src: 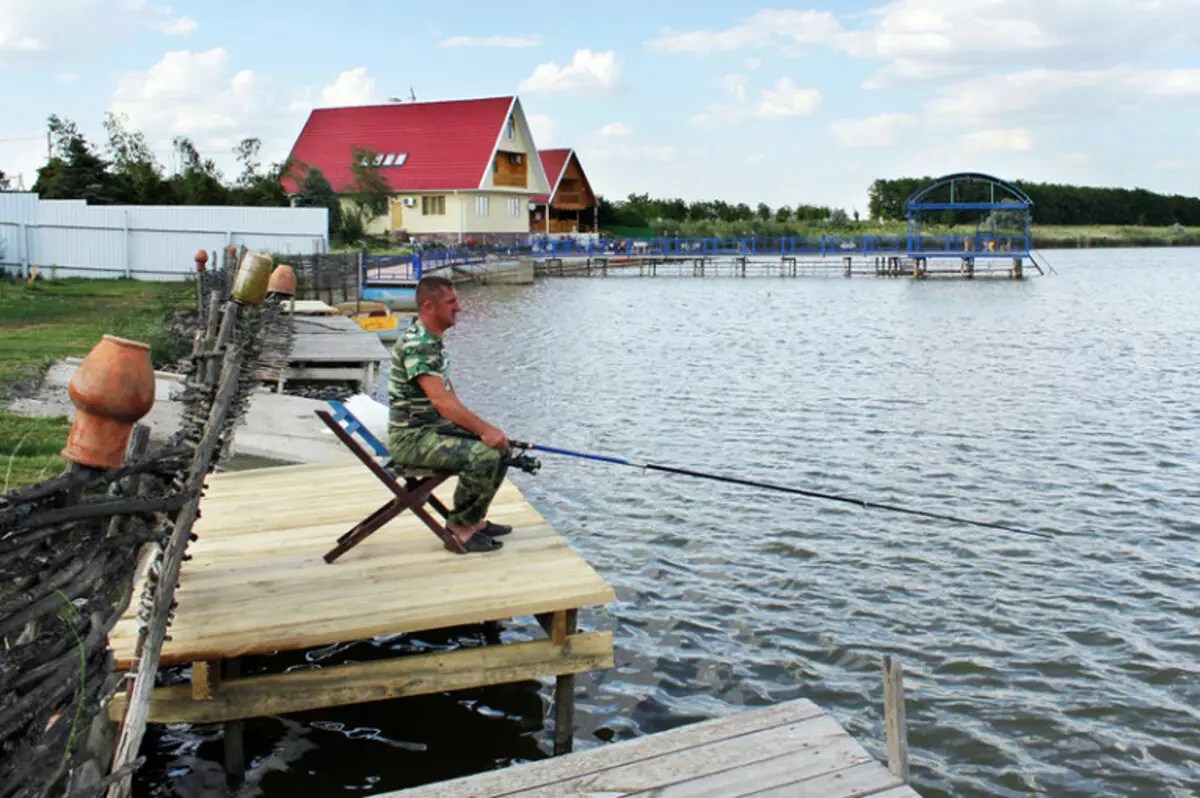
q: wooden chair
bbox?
[315,401,466,562]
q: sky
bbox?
[2,0,1199,214]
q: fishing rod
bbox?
[443,430,1053,540]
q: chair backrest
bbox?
[326,400,389,458]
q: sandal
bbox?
[445,531,503,554]
[481,521,513,537]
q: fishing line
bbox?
[443,431,1053,540]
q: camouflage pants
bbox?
[388,423,508,528]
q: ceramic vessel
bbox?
[266,263,296,297]
[61,335,156,469]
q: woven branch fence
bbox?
[0,250,298,798]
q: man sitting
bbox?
[388,275,511,553]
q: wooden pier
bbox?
[534,253,1036,280]
[107,460,615,745]
[384,697,919,797]
[283,310,390,392]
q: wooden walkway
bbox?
[385,698,919,797]
[285,313,390,391]
[107,460,615,725]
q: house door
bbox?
[390,202,403,230]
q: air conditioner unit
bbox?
[401,197,418,208]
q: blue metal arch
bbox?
[905,172,1034,208]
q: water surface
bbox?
[140,248,1199,797]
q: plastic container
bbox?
[232,252,273,305]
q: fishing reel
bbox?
[504,447,542,475]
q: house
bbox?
[530,148,598,235]
[282,96,551,243]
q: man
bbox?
[388,275,511,554]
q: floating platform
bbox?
[107,460,616,725]
[384,697,920,797]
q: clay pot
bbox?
[266,263,296,297]
[232,252,273,305]
[61,335,156,469]
[194,249,209,272]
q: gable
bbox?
[477,98,551,194]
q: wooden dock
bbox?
[284,313,390,392]
[384,697,919,797]
[107,460,615,730]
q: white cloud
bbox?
[743,57,763,70]
[715,73,747,103]
[599,121,633,137]
[757,78,821,117]
[527,113,556,147]
[1062,152,1090,165]
[519,49,620,97]
[959,128,1033,152]
[55,72,80,82]
[746,153,765,164]
[829,113,918,148]
[441,34,542,48]
[319,67,378,107]
[690,77,821,126]
[0,1,195,57]
[108,48,310,178]
[645,9,840,54]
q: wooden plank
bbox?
[107,462,615,668]
[739,761,904,798]
[108,632,612,725]
[384,700,825,797]
[506,715,866,797]
[861,786,922,797]
[882,655,910,782]
[190,661,220,701]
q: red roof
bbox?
[532,148,572,204]
[281,97,516,193]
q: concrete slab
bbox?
[5,359,362,465]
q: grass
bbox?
[0,276,195,490]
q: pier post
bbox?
[1011,257,1023,279]
[963,257,974,278]
[882,655,910,782]
[553,610,579,756]
[223,658,245,784]
[843,256,852,278]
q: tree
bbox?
[166,136,227,205]
[342,146,391,241]
[33,115,122,203]
[755,202,772,221]
[774,205,792,223]
[292,164,341,239]
[230,138,290,207]
[104,112,167,204]
[0,171,11,191]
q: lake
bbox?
[138,248,1199,798]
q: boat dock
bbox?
[281,303,391,392]
[106,455,922,796]
[386,697,918,797]
[107,460,616,742]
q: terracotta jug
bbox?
[266,263,296,297]
[232,252,273,305]
[194,249,209,272]
[61,335,156,469]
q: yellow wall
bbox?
[387,193,466,235]
[464,192,533,234]
[378,191,530,236]
[338,197,390,236]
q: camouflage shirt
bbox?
[388,320,450,431]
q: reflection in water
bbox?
[140,250,1199,797]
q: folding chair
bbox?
[315,401,466,562]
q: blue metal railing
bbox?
[362,234,1033,282]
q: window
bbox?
[504,117,516,140]
[421,195,446,215]
[476,196,490,217]
[508,198,521,217]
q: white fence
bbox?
[0,193,328,281]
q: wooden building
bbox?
[530,148,598,235]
